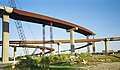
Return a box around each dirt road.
[80,62,120,70]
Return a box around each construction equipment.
[8,0,29,54]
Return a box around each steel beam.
[0,38,110,45]
[31,48,38,56]
[0,37,119,45]
[61,43,92,52]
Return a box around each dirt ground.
[80,62,120,70]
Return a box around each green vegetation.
[110,54,120,62]
[8,53,120,69]
[14,56,50,70]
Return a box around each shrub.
[14,56,50,69]
[40,56,50,68]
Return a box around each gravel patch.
[80,62,120,70]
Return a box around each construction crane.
[8,0,29,55]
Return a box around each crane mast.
[8,0,29,55]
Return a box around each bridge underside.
[0,6,95,63]
[0,6,95,36]
[1,6,119,63]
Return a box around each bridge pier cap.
[66,27,78,32]
[0,6,13,13]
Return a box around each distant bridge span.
[0,37,119,45]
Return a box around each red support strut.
[50,22,53,55]
[42,24,45,56]
[50,22,53,47]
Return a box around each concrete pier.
[1,6,13,63]
[57,42,62,55]
[13,47,16,64]
[105,39,109,55]
[92,35,95,53]
[67,27,78,54]
[2,14,10,63]
[86,35,90,55]
[70,30,75,53]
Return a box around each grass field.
[5,53,120,69]
[49,54,120,68]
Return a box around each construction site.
[0,0,120,70]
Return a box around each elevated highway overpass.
[0,6,95,63]
[0,37,119,44]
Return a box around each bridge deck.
[0,6,95,36]
[0,37,119,45]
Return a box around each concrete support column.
[67,27,78,54]
[2,14,10,63]
[86,35,90,55]
[92,35,95,53]
[57,42,62,55]
[13,47,16,64]
[70,30,75,53]
[105,39,108,55]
